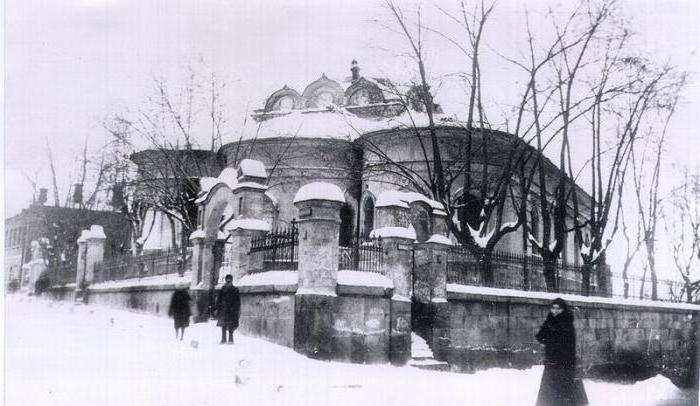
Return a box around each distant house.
[4,203,131,288]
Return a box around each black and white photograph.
[3,1,700,405]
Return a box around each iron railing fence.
[339,237,384,274]
[447,245,597,295]
[94,247,192,283]
[609,271,690,302]
[249,220,298,271]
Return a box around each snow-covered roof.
[239,109,454,141]
[375,190,443,211]
[424,234,453,246]
[447,284,700,311]
[293,182,345,204]
[238,159,268,179]
[337,270,393,289]
[369,226,416,240]
[375,191,410,209]
[224,219,271,232]
[217,167,239,188]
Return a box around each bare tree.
[630,72,685,300]
[665,167,700,302]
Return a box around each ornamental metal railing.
[249,219,298,271]
[338,237,384,274]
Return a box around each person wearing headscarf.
[168,281,192,341]
[535,297,584,405]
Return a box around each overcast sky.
[4,0,700,278]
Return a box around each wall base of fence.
[294,293,336,360]
[389,298,412,365]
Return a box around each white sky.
[3,0,700,277]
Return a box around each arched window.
[339,204,354,247]
[456,192,483,231]
[361,197,375,240]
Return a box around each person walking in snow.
[535,297,585,405]
[215,274,240,344]
[168,282,192,341]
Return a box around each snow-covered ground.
[5,295,697,406]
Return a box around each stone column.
[382,235,415,366]
[84,226,107,286]
[227,222,268,282]
[189,231,215,322]
[74,230,89,302]
[413,238,451,361]
[292,182,345,360]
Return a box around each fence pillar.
[84,226,107,285]
[413,238,451,361]
[292,182,345,360]
[190,231,215,322]
[382,235,415,366]
[227,220,269,282]
[74,230,89,301]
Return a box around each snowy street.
[5,295,696,406]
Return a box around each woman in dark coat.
[216,274,241,344]
[168,283,192,341]
[535,297,584,406]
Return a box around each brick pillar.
[227,221,268,282]
[74,230,89,302]
[413,239,451,361]
[382,235,415,365]
[189,232,215,321]
[293,182,345,360]
[84,226,106,286]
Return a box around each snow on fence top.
[224,218,270,232]
[293,182,345,204]
[337,270,393,289]
[78,225,107,242]
[237,271,299,287]
[369,226,416,240]
[447,283,700,311]
[239,109,454,141]
[90,271,192,290]
[238,159,268,179]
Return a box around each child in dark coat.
[168,282,192,341]
[216,274,241,344]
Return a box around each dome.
[301,74,345,108]
[263,85,304,112]
[345,77,384,106]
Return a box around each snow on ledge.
[189,230,206,240]
[237,271,298,287]
[447,284,700,311]
[392,293,411,303]
[369,226,416,240]
[90,272,192,290]
[425,234,453,246]
[238,159,268,179]
[231,182,268,191]
[293,182,345,204]
[337,270,393,289]
[375,191,410,209]
[225,219,270,232]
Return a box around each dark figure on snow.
[535,297,586,406]
[216,274,241,344]
[168,282,192,341]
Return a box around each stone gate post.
[84,225,107,285]
[292,182,345,359]
[413,235,452,361]
[227,220,269,282]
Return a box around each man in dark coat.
[535,297,585,405]
[168,282,192,341]
[216,274,241,344]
